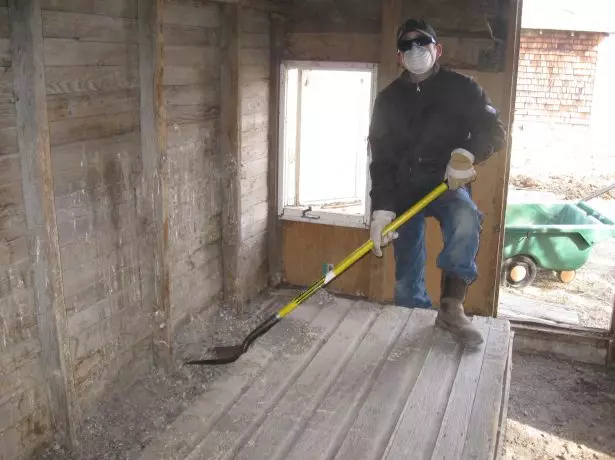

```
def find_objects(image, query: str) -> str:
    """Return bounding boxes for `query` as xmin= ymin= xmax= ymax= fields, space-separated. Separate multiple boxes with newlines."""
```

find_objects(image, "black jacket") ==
xmin=368 ymin=65 xmax=507 ymax=214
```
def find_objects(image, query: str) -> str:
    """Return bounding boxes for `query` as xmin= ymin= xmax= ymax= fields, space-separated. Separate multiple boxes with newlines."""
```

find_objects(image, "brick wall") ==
xmin=515 ymin=29 xmax=603 ymax=125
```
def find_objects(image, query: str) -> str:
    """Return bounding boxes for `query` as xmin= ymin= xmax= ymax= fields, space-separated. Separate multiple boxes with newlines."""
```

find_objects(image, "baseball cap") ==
xmin=396 ymin=18 xmax=437 ymax=47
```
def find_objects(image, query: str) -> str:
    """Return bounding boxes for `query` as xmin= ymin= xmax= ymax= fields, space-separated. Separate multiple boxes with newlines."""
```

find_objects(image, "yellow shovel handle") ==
xmin=277 ymin=182 xmax=449 ymax=318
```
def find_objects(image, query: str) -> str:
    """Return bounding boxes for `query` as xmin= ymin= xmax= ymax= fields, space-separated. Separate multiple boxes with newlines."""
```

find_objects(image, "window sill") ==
xmin=279 ymin=206 xmax=369 ymax=229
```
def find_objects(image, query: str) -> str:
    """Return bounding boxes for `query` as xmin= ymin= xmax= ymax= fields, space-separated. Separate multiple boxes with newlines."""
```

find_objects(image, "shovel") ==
xmin=184 ymin=182 xmax=449 ymax=365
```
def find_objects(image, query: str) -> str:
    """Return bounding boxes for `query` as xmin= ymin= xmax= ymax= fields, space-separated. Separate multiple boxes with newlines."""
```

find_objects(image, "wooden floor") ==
xmin=140 ymin=295 xmax=513 ymax=460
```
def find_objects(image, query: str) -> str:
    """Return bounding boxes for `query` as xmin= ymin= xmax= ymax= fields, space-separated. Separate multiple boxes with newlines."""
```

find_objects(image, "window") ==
xmin=277 ymin=61 xmax=378 ymax=228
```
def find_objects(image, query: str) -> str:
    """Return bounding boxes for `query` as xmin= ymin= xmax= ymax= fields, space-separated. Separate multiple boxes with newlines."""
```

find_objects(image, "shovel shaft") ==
xmin=277 ymin=182 xmax=448 ymax=319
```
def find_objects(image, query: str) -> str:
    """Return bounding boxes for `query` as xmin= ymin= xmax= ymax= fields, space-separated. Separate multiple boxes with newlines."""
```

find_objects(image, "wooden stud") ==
xmin=491 ymin=0 xmax=523 ymax=316
xmin=8 ymin=0 xmax=78 ymax=450
xmin=368 ymin=0 xmax=402 ymax=304
xmin=137 ymin=0 xmax=171 ymax=368
xmin=267 ymin=13 xmax=283 ymax=287
xmin=220 ymin=2 xmax=243 ymax=313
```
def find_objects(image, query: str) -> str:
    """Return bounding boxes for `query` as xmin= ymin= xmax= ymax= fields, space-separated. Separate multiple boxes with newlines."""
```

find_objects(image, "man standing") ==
xmin=368 ymin=18 xmax=506 ymax=345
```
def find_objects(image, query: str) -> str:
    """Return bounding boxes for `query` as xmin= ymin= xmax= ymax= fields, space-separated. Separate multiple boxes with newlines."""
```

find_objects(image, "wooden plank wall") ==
xmin=281 ymin=0 xmax=514 ymax=316
xmin=162 ymin=0 xmax=224 ymax=330
xmin=238 ymin=9 xmax=271 ymax=307
xmin=0 ymin=4 xmax=53 ymax=457
xmin=2 ymin=0 xmax=272 ymax=456
xmin=40 ymin=0 xmax=153 ymax=412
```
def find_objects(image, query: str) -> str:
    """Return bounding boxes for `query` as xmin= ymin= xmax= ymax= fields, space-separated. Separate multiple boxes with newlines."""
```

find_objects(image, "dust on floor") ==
xmin=504 ymin=351 xmax=615 ymax=460
xmin=32 ymin=289 xmax=331 ymax=460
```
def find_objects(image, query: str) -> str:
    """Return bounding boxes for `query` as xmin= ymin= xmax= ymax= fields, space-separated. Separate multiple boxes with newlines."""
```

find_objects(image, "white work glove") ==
xmin=445 ymin=148 xmax=477 ymax=190
xmin=370 ymin=210 xmax=398 ymax=257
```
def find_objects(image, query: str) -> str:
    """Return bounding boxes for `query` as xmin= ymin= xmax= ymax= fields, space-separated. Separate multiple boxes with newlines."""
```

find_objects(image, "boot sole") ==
xmin=435 ymin=317 xmax=484 ymax=347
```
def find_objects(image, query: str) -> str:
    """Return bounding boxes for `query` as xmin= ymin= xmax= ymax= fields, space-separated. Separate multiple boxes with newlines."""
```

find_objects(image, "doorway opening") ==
xmin=499 ymin=0 xmax=615 ymax=331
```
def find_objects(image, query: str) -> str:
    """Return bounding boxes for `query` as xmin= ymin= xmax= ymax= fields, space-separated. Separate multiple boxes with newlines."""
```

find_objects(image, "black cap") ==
xmin=396 ymin=18 xmax=437 ymax=47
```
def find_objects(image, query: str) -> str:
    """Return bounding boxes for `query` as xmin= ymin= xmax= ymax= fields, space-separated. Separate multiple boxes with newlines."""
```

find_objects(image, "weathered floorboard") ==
xmin=431 ymin=318 xmax=492 ymax=459
xmin=133 ymin=295 xmax=513 ymax=460
xmin=139 ymin=299 xmax=352 ymax=460
xmin=233 ymin=301 xmax=380 ymax=460
xmin=284 ymin=307 xmax=412 ymax=460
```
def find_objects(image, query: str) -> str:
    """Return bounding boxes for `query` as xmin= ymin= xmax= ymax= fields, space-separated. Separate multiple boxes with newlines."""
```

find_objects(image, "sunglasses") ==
xmin=397 ymin=35 xmax=435 ymax=52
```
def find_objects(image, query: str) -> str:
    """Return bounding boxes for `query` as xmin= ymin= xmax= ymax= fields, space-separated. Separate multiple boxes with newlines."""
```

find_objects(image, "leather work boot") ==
xmin=435 ymin=273 xmax=483 ymax=346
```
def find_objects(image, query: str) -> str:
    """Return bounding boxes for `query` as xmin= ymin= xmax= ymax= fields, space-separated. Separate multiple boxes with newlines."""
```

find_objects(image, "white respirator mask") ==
xmin=402 ymin=46 xmax=435 ymax=75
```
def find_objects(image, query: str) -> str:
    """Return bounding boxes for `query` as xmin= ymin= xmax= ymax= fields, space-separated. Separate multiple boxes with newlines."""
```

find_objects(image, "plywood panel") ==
xmin=282 ymin=221 xmax=371 ymax=298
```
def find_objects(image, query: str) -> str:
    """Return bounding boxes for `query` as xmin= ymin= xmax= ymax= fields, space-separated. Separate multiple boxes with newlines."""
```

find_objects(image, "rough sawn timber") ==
xmin=141 ymin=294 xmax=513 ymax=460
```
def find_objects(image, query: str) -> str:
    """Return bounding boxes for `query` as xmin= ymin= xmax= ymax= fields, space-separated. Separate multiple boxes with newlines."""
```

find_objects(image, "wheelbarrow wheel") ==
xmin=503 ymin=255 xmax=537 ymax=288
xmin=557 ymin=270 xmax=576 ymax=284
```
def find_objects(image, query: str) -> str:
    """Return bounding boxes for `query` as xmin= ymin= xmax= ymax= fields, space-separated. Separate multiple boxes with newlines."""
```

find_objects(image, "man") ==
xmin=368 ymin=18 xmax=506 ymax=345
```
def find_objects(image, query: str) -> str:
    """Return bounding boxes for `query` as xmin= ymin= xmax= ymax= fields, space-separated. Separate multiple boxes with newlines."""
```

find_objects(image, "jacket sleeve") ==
xmin=460 ymin=80 xmax=507 ymax=164
xmin=368 ymin=93 xmax=399 ymax=213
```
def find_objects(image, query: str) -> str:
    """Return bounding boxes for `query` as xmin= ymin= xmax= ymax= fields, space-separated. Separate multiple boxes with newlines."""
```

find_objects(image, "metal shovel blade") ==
xmin=184 ymin=345 xmax=244 ymax=365
xmin=184 ymin=313 xmax=280 ymax=366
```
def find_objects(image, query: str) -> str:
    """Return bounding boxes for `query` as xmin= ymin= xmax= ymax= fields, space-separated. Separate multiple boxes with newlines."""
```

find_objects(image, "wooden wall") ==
xmin=41 ymin=0 xmax=152 ymax=412
xmin=162 ymin=1 xmax=224 ymax=330
xmin=280 ymin=0 xmax=518 ymax=316
xmin=1 ymin=0 xmax=256 ymax=457
xmin=239 ymin=10 xmax=271 ymax=303
xmin=0 ymin=3 xmax=52 ymax=457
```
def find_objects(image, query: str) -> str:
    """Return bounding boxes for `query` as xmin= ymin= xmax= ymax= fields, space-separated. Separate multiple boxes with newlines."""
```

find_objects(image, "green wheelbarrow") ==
xmin=501 ymin=182 xmax=615 ymax=288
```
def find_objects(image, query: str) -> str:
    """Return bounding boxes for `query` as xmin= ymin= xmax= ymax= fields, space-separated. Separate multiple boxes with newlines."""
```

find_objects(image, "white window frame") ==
xmin=277 ymin=60 xmax=378 ymax=229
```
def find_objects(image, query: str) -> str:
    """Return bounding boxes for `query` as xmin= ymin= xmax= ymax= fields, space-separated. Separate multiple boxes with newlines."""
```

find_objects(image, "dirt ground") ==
xmin=504 ymin=351 xmax=615 ymax=460
xmin=500 ymin=230 xmax=615 ymax=330
xmin=503 ymin=122 xmax=615 ymax=330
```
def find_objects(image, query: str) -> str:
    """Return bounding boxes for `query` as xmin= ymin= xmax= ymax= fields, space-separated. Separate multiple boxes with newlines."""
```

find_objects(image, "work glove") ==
xmin=370 ymin=210 xmax=398 ymax=257
xmin=445 ymin=148 xmax=477 ymax=190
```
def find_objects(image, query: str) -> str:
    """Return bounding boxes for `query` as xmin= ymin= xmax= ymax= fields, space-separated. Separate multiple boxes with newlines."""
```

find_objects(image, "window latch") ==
xmin=301 ymin=206 xmax=320 ymax=220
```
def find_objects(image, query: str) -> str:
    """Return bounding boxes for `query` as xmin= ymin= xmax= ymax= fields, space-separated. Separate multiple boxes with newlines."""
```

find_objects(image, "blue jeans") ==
xmin=392 ymin=187 xmax=483 ymax=308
